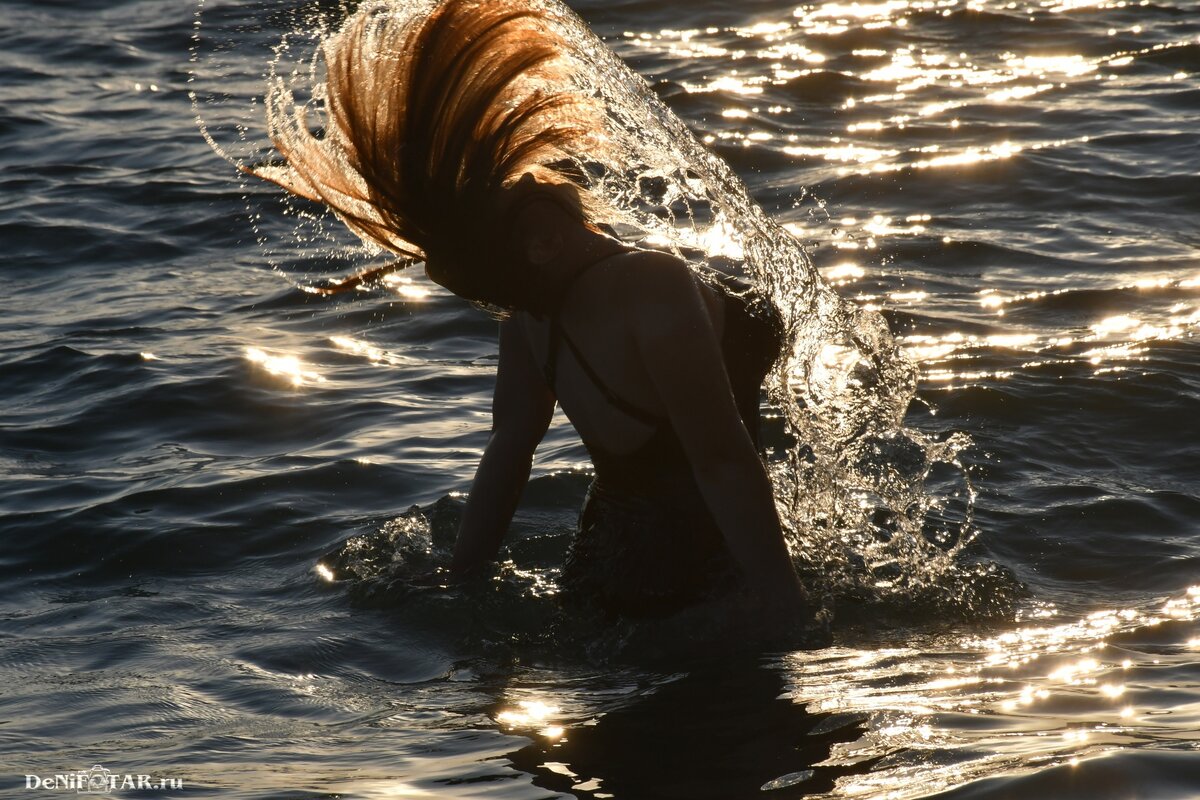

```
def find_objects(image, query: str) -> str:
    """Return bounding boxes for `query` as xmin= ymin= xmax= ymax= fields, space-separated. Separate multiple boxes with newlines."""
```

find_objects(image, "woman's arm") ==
xmin=450 ymin=317 xmax=556 ymax=577
xmin=631 ymin=255 xmax=806 ymax=608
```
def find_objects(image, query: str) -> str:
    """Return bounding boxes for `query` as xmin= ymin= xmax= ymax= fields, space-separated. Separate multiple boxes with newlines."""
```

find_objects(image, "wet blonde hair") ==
xmin=251 ymin=0 xmax=605 ymax=307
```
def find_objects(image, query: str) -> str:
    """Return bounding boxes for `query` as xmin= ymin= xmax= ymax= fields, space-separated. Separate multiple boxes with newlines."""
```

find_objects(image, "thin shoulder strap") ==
xmin=545 ymin=320 xmax=664 ymax=426
xmin=540 ymin=248 xmax=621 ymax=387
xmin=537 ymin=245 xmax=664 ymax=425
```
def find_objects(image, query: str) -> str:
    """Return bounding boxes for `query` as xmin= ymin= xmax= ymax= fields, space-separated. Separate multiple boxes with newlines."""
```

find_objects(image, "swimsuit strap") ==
xmin=541 ymin=251 xmax=666 ymax=427
xmin=548 ymin=321 xmax=665 ymax=426
xmin=541 ymin=249 xmax=612 ymax=388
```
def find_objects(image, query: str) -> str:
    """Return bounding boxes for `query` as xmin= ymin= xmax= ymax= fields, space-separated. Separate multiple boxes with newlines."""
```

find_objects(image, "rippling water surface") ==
xmin=2 ymin=0 xmax=1199 ymax=797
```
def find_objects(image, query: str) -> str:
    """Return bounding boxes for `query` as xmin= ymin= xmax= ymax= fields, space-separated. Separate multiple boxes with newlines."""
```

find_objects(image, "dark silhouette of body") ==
xmin=250 ymin=0 xmax=806 ymax=619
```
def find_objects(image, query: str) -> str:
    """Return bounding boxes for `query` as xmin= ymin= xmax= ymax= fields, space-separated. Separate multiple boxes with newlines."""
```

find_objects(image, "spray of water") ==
xmin=191 ymin=0 xmax=1017 ymax=619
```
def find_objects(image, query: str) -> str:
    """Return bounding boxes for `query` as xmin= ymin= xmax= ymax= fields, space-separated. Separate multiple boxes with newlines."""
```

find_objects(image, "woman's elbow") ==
xmin=485 ymin=423 xmax=545 ymax=462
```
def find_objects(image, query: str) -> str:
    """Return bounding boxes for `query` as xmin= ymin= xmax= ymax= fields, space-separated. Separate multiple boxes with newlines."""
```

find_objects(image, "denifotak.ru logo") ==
xmin=24 ymin=764 xmax=184 ymax=793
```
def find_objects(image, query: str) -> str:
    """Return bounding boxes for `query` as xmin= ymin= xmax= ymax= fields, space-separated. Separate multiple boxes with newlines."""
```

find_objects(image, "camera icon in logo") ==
xmin=80 ymin=764 xmax=112 ymax=795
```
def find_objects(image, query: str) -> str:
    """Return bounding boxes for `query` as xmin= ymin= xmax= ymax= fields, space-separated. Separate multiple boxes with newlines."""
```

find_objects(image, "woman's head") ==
xmin=251 ymin=0 xmax=606 ymax=310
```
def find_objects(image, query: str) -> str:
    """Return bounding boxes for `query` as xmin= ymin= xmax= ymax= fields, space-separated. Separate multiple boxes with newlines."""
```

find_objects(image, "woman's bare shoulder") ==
xmin=605 ymin=248 xmax=698 ymax=295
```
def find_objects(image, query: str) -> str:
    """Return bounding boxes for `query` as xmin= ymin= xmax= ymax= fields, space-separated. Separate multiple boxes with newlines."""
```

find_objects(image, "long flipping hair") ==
xmin=251 ymin=0 xmax=605 ymax=309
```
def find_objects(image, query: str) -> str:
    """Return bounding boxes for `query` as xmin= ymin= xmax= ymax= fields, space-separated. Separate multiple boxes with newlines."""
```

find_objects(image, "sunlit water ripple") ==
xmin=1 ymin=0 xmax=1198 ymax=797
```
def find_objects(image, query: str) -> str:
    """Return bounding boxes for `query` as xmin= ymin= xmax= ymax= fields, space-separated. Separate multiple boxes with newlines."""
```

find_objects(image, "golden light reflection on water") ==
xmin=329 ymin=336 xmax=422 ymax=368
xmin=495 ymin=699 xmax=567 ymax=741
xmin=782 ymin=143 xmax=900 ymax=164
xmin=244 ymin=346 xmax=325 ymax=386
xmin=890 ymin=272 xmax=1200 ymax=381
xmin=779 ymin=586 xmax=1200 ymax=799
xmin=823 ymin=262 xmax=867 ymax=284
xmin=644 ymin=217 xmax=746 ymax=259
xmin=617 ymin=0 xmax=1193 ymax=189
xmin=382 ymin=273 xmax=432 ymax=300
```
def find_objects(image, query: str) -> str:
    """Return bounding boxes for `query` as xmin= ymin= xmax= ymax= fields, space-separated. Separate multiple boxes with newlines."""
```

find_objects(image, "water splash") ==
xmin=191 ymin=0 xmax=1017 ymax=617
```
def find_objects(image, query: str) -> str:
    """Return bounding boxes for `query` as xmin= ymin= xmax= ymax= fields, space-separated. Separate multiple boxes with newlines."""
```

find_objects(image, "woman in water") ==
xmin=252 ymin=0 xmax=807 ymax=619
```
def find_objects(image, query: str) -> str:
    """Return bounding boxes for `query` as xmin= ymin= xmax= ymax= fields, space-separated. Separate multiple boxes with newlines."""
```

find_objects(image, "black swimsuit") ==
xmin=541 ymin=263 xmax=784 ymax=617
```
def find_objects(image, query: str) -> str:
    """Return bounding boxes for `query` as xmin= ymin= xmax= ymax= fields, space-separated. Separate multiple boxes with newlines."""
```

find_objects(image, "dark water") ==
xmin=3 ymin=0 xmax=1199 ymax=797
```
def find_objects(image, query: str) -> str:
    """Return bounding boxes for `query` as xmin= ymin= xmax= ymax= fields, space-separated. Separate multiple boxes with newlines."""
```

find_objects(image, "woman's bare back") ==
xmin=517 ymin=250 xmax=728 ymax=457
